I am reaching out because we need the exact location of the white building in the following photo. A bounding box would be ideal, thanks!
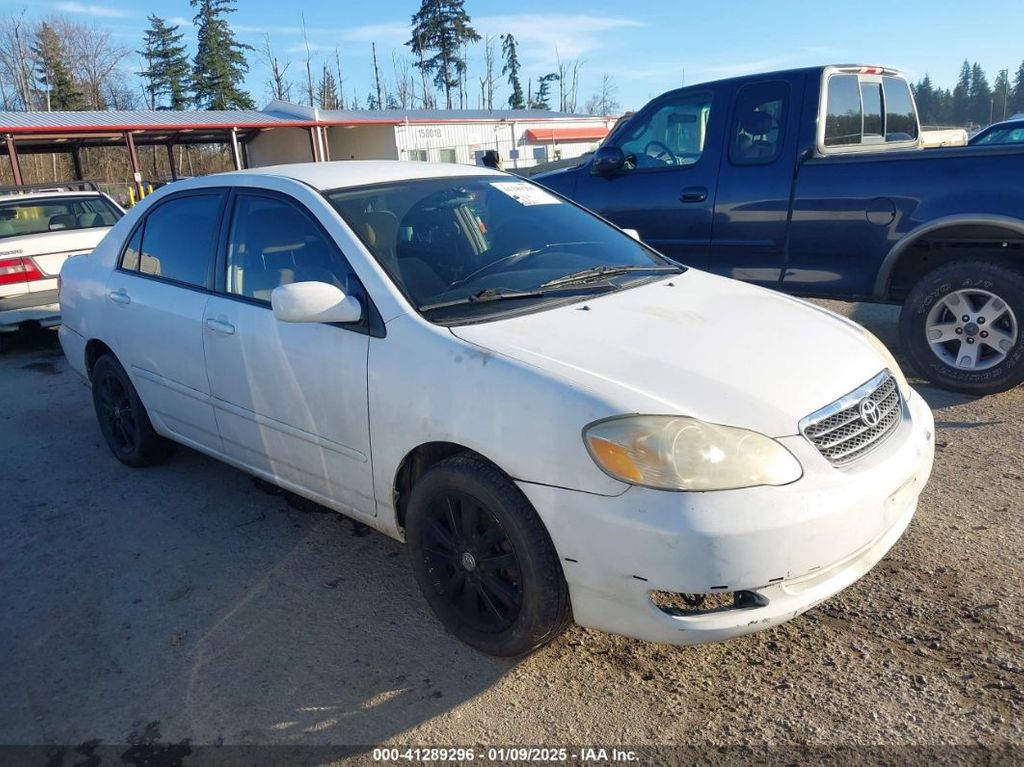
[247,101,615,171]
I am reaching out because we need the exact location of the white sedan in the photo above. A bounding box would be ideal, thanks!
[58,161,935,656]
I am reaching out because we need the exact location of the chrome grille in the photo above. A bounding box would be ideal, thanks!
[800,371,903,466]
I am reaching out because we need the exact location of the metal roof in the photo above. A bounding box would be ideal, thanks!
[0,105,610,135]
[314,108,602,125]
[0,109,313,133]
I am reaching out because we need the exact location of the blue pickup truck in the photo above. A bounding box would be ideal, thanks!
[536,65,1024,395]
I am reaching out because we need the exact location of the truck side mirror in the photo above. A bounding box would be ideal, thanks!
[592,146,625,176]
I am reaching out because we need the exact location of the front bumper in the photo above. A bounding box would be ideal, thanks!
[518,389,935,646]
[0,289,61,331]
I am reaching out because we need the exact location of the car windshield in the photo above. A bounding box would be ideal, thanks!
[326,176,681,321]
[0,195,121,240]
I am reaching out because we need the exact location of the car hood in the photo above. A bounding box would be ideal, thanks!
[450,270,889,437]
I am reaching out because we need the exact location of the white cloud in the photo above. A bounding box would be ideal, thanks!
[473,14,645,70]
[55,1,129,18]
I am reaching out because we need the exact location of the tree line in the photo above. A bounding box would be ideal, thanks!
[3,0,1021,127]
[0,0,621,116]
[913,61,1024,127]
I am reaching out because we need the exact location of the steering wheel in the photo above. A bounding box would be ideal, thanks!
[644,140,677,166]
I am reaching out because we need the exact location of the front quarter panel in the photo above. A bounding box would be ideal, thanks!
[368,314,630,529]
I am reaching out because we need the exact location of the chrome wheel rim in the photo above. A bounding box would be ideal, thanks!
[925,288,1018,371]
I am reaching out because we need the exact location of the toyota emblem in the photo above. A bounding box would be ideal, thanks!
[859,398,881,427]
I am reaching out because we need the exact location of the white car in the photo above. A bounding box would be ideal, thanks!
[58,162,935,656]
[0,185,123,341]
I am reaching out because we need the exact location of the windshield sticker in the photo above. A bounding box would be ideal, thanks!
[490,181,561,206]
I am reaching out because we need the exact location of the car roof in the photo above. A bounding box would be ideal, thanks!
[0,190,105,203]
[209,160,505,191]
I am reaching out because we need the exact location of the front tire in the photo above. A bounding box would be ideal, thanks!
[405,454,571,657]
[899,260,1024,395]
[91,354,176,466]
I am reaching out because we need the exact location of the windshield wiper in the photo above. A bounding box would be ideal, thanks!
[539,264,681,289]
[419,287,546,312]
[419,281,616,313]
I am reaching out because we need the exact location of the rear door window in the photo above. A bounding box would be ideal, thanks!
[729,81,789,165]
[130,193,225,288]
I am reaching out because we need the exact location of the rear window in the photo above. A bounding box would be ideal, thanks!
[824,73,918,149]
[0,195,121,240]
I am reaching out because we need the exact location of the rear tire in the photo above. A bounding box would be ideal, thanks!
[899,260,1024,395]
[91,354,176,466]
[405,454,571,657]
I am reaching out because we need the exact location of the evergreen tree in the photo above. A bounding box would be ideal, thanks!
[951,60,971,125]
[1011,60,1024,115]
[912,74,935,124]
[407,0,480,109]
[501,33,524,109]
[32,21,82,110]
[968,62,992,126]
[993,68,1011,123]
[317,64,339,109]
[530,73,558,110]
[138,15,191,110]
[191,0,255,109]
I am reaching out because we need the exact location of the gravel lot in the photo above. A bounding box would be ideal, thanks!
[1,302,1022,760]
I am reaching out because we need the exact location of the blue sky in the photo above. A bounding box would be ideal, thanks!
[6,0,1024,110]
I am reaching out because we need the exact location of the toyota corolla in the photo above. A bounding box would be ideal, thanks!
[58,161,934,656]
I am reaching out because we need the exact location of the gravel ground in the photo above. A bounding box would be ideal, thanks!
[0,302,1022,761]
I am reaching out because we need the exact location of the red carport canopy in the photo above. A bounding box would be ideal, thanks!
[523,126,608,143]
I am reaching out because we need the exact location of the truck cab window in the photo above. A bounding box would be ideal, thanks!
[824,74,862,147]
[617,92,712,171]
[861,82,883,139]
[729,81,788,165]
[882,76,919,142]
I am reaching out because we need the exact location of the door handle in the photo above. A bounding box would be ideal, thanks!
[680,186,708,203]
[205,318,235,335]
[107,288,131,305]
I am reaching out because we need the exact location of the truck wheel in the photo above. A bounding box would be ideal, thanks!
[91,354,176,466]
[405,454,572,657]
[899,260,1024,395]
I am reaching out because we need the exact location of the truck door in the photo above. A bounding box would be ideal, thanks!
[708,78,802,286]
[570,88,722,269]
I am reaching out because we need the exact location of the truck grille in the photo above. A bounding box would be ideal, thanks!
[800,371,903,466]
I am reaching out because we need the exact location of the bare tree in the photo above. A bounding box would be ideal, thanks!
[0,12,39,110]
[392,52,414,109]
[372,42,383,110]
[300,12,314,107]
[555,50,583,113]
[55,17,129,109]
[585,73,620,115]
[478,35,496,110]
[334,47,345,109]
[260,34,292,102]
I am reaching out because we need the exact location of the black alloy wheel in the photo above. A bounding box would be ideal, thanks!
[406,454,572,657]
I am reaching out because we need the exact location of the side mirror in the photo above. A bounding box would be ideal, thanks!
[271,281,363,324]
[622,228,641,241]
[591,146,625,175]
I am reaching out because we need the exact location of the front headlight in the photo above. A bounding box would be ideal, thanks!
[861,329,911,399]
[583,415,803,491]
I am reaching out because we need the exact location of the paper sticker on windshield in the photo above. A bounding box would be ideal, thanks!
[490,181,561,206]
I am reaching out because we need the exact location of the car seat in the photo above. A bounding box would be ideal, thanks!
[48,213,77,231]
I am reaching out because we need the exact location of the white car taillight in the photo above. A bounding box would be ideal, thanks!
[0,256,43,286]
